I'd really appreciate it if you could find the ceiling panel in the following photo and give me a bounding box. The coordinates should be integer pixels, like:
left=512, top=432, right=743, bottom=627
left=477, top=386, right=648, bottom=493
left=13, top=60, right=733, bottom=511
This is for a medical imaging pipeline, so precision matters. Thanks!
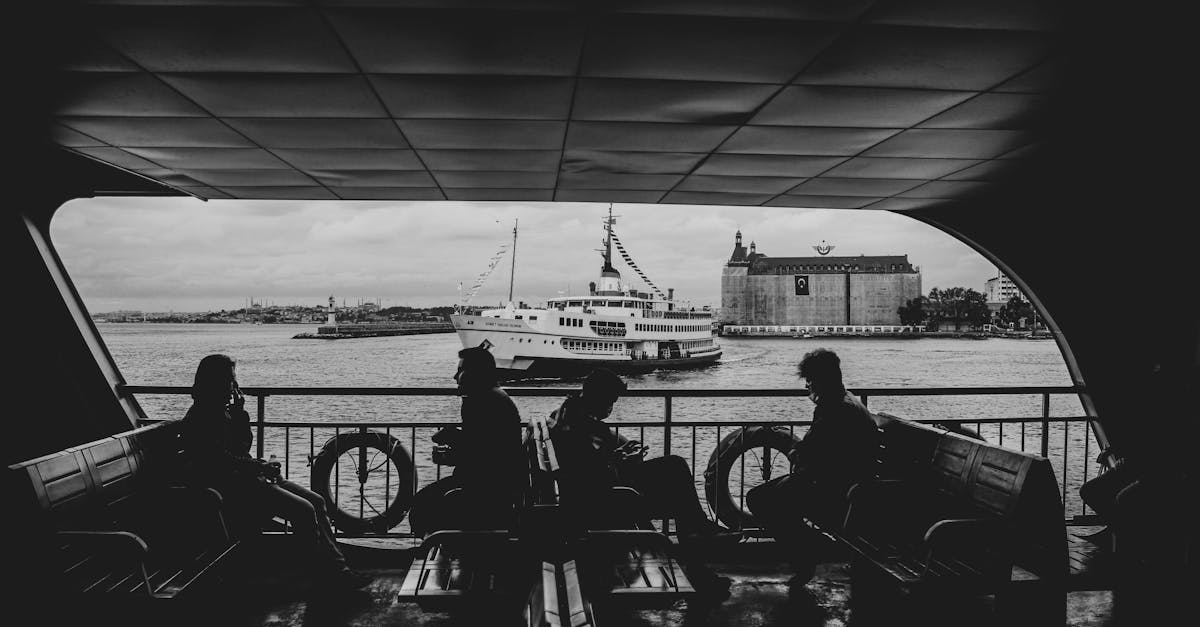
left=123, top=147, right=290, bottom=169
left=917, top=93, right=1046, bottom=129
left=555, top=189, right=665, bottom=203
left=720, top=126, right=900, bottom=155
left=54, top=72, right=206, bottom=117
left=327, top=9, right=584, bottom=75
left=216, top=186, right=338, bottom=200
left=433, top=172, right=557, bottom=188
left=160, top=74, right=387, bottom=117
left=823, top=157, right=981, bottom=179
left=788, top=178, right=922, bottom=197
left=862, top=129, right=1032, bottom=159
left=419, top=150, right=561, bottom=172
left=750, top=86, right=974, bottom=127
left=181, top=169, right=317, bottom=187
left=398, top=120, right=565, bottom=149
left=662, top=191, right=774, bottom=205
left=331, top=187, right=444, bottom=201
left=223, top=119, right=410, bottom=149
left=561, top=150, right=704, bottom=175
left=96, top=7, right=356, bottom=73
left=572, top=79, right=778, bottom=124
left=271, top=149, right=424, bottom=170
left=676, top=175, right=804, bottom=194
left=695, top=155, right=844, bottom=177
left=72, top=147, right=161, bottom=170
left=373, top=76, right=574, bottom=119
left=60, top=117, right=252, bottom=147
left=798, top=25, right=1049, bottom=90
left=444, top=188, right=555, bottom=201
left=566, top=122, right=734, bottom=152
left=582, top=17, right=840, bottom=83
left=770, top=195, right=881, bottom=209
left=308, top=170, right=436, bottom=187
left=867, top=0, right=1059, bottom=31
left=898, top=180, right=990, bottom=198
left=559, top=172, right=683, bottom=190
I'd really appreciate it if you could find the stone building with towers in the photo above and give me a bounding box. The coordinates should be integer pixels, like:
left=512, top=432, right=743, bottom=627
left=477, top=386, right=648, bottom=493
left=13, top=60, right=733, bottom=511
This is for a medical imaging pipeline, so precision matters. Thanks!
left=720, top=231, right=922, bottom=326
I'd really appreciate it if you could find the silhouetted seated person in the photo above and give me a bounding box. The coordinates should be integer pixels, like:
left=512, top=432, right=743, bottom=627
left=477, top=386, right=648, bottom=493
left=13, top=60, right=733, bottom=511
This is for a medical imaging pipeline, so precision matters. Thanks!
left=1079, top=363, right=1195, bottom=573
left=181, top=354, right=370, bottom=591
left=746, top=349, right=880, bottom=596
left=548, top=368, right=738, bottom=597
left=408, top=346, right=526, bottom=537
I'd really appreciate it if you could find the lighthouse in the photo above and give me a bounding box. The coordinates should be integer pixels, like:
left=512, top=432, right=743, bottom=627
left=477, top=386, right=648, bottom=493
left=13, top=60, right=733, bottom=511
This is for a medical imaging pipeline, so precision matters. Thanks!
left=326, top=295, right=337, bottom=326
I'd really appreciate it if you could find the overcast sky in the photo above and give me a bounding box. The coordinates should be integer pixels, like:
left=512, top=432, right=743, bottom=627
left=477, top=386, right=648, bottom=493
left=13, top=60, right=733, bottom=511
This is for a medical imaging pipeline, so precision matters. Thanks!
left=52, top=197, right=1000, bottom=313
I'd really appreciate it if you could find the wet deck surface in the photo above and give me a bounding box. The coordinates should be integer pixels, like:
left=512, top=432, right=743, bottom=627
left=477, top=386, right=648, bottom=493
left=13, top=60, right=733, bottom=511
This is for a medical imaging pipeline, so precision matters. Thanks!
left=61, top=529, right=1180, bottom=627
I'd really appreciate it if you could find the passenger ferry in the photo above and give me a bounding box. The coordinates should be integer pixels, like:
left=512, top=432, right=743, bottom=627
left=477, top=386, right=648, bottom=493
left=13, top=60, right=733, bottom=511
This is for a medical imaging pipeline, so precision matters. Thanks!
left=451, top=211, right=720, bottom=377
left=10, top=2, right=1193, bottom=626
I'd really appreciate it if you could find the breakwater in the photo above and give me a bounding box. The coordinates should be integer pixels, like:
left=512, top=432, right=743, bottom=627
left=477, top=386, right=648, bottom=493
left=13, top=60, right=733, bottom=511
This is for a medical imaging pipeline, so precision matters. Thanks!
left=293, top=321, right=454, bottom=339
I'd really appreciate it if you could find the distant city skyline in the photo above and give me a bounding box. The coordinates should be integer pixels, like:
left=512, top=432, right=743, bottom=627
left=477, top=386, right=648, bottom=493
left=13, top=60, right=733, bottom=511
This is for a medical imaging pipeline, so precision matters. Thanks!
left=52, top=198, right=1001, bottom=314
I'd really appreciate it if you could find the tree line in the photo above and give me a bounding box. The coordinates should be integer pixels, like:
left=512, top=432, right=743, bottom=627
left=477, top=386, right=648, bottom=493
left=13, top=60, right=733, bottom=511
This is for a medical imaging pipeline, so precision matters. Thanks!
left=898, top=288, right=1035, bottom=331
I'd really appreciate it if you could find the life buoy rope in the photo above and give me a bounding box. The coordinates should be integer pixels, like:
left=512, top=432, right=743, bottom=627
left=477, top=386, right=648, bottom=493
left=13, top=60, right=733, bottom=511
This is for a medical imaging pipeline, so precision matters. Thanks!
left=310, top=430, right=414, bottom=534
left=703, top=426, right=803, bottom=531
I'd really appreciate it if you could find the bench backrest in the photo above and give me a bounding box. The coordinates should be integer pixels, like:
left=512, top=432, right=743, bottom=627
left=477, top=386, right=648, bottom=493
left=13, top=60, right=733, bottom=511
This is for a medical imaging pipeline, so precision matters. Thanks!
left=9, top=421, right=184, bottom=529
left=965, top=444, right=1066, bottom=577
left=872, top=412, right=944, bottom=481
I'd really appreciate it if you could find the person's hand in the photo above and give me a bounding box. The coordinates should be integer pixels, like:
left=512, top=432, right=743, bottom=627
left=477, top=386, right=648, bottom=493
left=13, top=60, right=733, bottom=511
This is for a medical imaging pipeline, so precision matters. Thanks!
left=230, top=383, right=246, bottom=409
left=614, top=440, right=648, bottom=461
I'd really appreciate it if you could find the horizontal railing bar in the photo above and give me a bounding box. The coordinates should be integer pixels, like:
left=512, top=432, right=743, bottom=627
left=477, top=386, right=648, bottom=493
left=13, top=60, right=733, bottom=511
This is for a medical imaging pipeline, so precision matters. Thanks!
left=121, top=384, right=1084, bottom=397
left=199, top=416, right=1093, bottom=430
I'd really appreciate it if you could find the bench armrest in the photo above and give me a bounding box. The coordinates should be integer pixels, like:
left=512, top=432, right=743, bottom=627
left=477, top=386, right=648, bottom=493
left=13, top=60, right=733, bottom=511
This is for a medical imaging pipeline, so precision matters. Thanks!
left=57, top=530, right=150, bottom=557
left=923, top=517, right=1003, bottom=549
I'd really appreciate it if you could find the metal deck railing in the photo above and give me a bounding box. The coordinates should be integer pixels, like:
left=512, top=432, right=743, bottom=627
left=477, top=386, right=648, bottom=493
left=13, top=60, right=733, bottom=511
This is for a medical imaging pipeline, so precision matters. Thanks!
left=124, top=385, right=1098, bottom=538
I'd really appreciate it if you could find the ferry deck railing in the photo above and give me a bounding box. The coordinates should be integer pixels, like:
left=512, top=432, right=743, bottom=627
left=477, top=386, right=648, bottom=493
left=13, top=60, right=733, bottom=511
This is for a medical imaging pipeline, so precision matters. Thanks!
left=122, top=385, right=1099, bottom=539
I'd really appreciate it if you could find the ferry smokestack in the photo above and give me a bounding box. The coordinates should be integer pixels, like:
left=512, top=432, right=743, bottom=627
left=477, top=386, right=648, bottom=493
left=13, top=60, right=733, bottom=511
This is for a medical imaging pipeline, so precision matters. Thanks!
left=668, top=288, right=674, bottom=300
left=589, top=281, right=596, bottom=295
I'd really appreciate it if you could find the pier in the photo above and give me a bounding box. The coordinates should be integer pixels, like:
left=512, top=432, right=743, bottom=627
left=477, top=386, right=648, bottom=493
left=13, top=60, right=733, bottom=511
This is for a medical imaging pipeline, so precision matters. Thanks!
left=292, top=321, right=454, bottom=339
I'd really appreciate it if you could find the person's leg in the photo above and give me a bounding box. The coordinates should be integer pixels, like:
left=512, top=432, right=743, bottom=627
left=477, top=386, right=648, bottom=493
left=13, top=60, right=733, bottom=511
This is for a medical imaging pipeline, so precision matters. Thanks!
left=746, top=473, right=821, bottom=584
left=264, top=481, right=349, bottom=574
left=409, top=476, right=463, bottom=537
left=622, top=455, right=712, bottom=533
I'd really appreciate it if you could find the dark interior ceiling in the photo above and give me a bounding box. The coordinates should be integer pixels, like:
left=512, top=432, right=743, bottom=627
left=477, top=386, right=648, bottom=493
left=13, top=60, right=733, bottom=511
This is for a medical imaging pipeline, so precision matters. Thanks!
left=42, top=0, right=1060, bottom=209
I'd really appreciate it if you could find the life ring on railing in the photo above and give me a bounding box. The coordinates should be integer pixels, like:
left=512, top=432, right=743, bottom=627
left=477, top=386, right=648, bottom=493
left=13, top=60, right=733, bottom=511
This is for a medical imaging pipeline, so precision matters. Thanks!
left=310, top=430, right=414, bottom=534
left=703, top=426, right=803, bottom=531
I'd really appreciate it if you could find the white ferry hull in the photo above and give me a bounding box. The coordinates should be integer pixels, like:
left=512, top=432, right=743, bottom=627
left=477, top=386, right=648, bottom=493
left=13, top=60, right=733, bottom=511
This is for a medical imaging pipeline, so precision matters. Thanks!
left=451, top=314, right=721, bottom=379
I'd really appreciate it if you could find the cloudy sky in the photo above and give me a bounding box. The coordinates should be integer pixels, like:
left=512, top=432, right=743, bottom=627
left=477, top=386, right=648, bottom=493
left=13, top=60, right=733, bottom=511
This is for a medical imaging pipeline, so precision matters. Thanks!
left=52, top=197, right=1000, bottom=313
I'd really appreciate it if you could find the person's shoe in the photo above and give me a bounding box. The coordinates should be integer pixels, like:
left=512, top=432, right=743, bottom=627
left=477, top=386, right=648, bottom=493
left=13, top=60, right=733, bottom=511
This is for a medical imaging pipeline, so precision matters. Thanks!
left=691, top=573, right=733, bottom=604
left=681, top=519, right=742, bottom=545
left=316, top=568, right=373, bottom=592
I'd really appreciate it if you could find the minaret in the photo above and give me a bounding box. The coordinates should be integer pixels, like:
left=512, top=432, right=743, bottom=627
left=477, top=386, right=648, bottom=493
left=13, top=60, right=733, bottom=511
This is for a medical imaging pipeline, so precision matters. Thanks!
left=735, top=230, right=742, bottom=247
left=750, top=241, right=757, bottom=255
left=326, top=295, right=336, bottom=326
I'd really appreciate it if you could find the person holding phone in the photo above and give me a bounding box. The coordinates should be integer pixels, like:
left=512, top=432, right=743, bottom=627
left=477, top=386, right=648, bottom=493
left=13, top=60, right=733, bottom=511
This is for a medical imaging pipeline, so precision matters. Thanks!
left=180, top=354, right=370, bottom=593
left=548, top=368, right=739, bottom=545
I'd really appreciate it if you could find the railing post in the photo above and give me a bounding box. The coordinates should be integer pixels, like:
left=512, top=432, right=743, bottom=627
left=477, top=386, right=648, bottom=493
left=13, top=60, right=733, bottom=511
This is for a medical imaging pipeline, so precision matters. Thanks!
left=1040, top=392, right=1050, bottom=458
left=663, top=395, right=672, bottom=455
left=256, top=395, right=266, bottom=460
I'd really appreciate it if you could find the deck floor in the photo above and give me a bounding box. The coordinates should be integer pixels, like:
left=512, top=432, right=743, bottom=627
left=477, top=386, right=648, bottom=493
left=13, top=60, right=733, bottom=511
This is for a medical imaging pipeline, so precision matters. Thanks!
left=53, top=528, right=1185, bottom=627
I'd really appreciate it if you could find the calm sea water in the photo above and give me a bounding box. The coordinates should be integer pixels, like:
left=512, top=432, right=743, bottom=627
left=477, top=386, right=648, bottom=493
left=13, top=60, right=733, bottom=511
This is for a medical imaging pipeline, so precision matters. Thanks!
left=99, top=323, right=1094, bottom=519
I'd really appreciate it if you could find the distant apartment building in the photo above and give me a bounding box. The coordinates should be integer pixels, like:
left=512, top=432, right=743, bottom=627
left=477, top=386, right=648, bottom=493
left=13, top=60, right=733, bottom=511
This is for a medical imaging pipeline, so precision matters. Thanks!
left=720, top=232, right=922, bottom=326
left=984, top=271, right=1021, bottom=305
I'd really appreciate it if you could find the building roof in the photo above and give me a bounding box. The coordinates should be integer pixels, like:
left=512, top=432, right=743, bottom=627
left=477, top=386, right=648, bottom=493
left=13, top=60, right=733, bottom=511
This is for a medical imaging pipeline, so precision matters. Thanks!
left=747, top=254, right=915, bottom=273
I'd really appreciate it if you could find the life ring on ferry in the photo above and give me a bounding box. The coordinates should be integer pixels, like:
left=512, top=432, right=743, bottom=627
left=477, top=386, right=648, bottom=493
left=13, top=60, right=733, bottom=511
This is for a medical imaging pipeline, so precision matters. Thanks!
left=310, top=430, right=414, bottom=534
left=703, top=426, right=802, bottom=531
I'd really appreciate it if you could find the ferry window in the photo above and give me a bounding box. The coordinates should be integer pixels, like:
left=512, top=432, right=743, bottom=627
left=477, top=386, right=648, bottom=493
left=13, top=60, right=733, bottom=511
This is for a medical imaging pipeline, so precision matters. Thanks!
left=559, top=317, right=564, bottom=325
left=515, top=315, right=522, bottom=319
left=529, top=316, right=537, bottom=320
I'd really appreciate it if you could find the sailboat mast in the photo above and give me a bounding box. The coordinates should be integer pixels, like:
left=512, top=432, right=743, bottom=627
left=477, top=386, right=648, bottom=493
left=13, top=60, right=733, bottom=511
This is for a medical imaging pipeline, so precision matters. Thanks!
left=508, top=218, right=518, bottom=304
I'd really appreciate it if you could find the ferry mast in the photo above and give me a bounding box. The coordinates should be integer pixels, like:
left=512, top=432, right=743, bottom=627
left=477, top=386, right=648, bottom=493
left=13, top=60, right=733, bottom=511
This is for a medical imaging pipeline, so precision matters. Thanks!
left=507, top=218, right=518, bottom=305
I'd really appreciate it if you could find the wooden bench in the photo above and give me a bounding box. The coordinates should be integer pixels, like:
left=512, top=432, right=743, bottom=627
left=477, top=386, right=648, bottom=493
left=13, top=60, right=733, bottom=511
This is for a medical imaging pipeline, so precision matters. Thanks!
left=399, top=413, right=696, bottom=622
left=9, top=420, right=240, bottom=599
left=827, top=413, right=1066, bottom=623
